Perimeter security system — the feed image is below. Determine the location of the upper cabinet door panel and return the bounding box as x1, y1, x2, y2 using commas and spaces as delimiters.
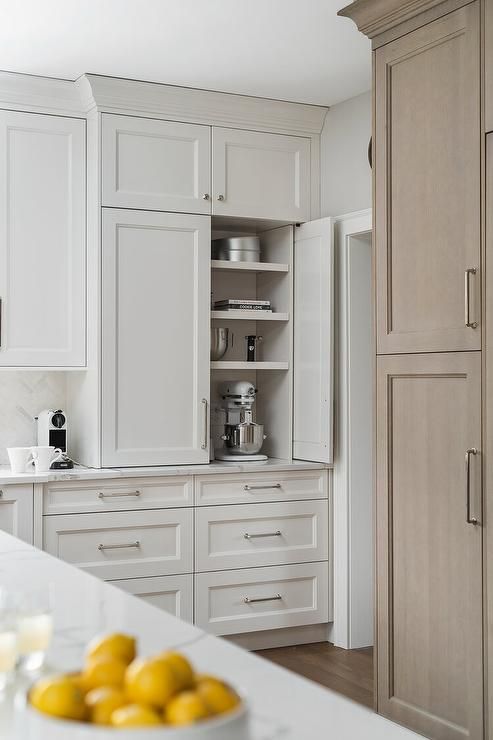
0, 111, 86, 367
102, 114, 211, 214
212, 127, 310, 221
375, 4, 481, 354
486, 0, 493, 133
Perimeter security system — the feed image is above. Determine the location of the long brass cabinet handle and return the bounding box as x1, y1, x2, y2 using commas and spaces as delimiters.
465, 448, 479, 525
98, 541, 140, 551
465, 268, 478, 329
244, 530, 282, 540
243, 593, 282, 604
98, 490, 141, 499
201, 398, 208, 450
244, 484, 281, 491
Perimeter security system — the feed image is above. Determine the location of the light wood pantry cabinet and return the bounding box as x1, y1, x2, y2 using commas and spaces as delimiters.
101, 209, 210, 466
374, 3, 481, 355
0, 484, 33, 544
376, 351, 483, 740
0, 110, 86, 367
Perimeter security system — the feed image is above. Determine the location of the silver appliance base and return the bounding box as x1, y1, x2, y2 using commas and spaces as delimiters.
215, 452, 268, 462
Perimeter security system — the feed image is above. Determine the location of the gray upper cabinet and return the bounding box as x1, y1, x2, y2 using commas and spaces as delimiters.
375, 4, 481, 354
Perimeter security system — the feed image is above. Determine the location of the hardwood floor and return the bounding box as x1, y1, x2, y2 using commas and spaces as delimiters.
256, 642, 374, 709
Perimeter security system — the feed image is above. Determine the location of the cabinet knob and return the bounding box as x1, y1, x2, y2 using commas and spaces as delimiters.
202, 193, 210, 200
217, 194, 225, 201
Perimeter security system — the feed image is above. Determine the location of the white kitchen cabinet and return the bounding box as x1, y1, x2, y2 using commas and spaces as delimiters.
212, 127, 311, 221
0, 484, 33, 543
101, 209, 210, 467
0, 110, 86, 367
293, 218, 334, 463
102, 114, 211, 214
110, 574, 193, 623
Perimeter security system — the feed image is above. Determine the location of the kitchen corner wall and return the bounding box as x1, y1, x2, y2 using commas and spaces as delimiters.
0, 372, 67, 463
320, 90, 372, 217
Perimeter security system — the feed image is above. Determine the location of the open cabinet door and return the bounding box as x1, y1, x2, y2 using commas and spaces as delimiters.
293, 218, 334, 463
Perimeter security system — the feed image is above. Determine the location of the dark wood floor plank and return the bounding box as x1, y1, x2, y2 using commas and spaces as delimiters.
255, 643, 374, 709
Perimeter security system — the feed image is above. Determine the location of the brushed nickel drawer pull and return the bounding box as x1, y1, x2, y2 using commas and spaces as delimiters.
98, 541, 140, 551
201, 398, 208, 450
243, 593, 282, 604
465, 448, 479, 525
465, 268, 478, 329
98, 490, 141, 499
244, 484, 281, 491
244, 530, 282, 539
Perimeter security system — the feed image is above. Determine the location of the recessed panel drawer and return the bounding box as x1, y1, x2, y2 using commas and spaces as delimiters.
195, 500, 329, 572
43, 509, 193, 579
195, 562, 329, 636
110, 574, 193, 623
195, 470, 328, 506
43, 477, 193, 515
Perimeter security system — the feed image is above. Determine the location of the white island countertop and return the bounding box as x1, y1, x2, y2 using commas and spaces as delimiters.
0, 532, 422, 739
0, 458, 329, 486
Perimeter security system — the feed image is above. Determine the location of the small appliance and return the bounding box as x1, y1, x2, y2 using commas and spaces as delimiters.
215, 380, 268, 462
36, 410, 74, 468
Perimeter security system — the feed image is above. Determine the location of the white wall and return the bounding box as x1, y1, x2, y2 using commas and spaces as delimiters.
321, 91, 372, 217
0, 372, 66, 463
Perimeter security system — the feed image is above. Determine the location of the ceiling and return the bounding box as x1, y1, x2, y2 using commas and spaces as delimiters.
0, 0, 371, 107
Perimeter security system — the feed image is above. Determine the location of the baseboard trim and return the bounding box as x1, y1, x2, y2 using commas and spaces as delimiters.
225, 623, 331, 651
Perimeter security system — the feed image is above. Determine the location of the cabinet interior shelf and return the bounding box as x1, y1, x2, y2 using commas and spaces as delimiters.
211, 310, 289, 321
210, 361, 289, 370
211, 259, 289, 274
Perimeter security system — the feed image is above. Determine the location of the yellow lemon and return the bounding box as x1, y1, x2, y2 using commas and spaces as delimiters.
165, 690, 210, 726
30, 675, 87, 721
111, 703, 162, 727
159, 652, 195, 691
68, 673, 89, 695
197, 677, 241, 715
86, 633, 136, 666
81, 656, 127, 692
125, 657, 179, 708
85, 686, 127, 725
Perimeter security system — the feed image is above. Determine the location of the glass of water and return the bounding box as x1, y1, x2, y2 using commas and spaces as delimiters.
16, 588, 53, 673
0, 591, 19, 691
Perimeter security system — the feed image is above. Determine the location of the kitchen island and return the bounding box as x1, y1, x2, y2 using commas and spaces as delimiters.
0, 531, 420, 739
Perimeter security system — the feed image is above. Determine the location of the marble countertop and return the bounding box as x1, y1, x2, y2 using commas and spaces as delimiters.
0, 532, 421, 739
0, 458, 329, 486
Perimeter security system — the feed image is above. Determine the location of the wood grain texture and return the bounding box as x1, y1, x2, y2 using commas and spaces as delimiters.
257, 643, 374, 709
375, 3, 481, 355
376, 351, 483, 739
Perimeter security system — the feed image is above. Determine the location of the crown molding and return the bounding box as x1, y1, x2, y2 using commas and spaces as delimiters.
338, 0, 469, 38
0, 71, 84, 116
76, 74, 328, 136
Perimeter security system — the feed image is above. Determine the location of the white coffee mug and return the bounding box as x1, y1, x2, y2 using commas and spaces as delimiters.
7, 447, 34, 474
30, 446, 63, 473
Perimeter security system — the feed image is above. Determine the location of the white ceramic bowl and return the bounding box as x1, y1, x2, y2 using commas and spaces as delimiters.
19, 693, 251, 740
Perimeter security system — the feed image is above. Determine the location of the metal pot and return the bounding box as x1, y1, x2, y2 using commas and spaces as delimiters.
211, 328, 230, 360
212, 236, 260, 263
221, 422, 267, 455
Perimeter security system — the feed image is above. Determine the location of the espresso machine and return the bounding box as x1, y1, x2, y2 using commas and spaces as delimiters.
215, 380, 268, 462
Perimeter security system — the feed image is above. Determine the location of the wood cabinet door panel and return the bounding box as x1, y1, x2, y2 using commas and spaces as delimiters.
376, 351, 483, 739
375, 4, 481, 353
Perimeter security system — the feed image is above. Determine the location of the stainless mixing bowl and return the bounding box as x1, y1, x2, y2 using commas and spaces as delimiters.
221, 422, 267, 455
211, 327, 230, 360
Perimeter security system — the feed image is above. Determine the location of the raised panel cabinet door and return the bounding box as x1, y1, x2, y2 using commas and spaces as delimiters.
0, 484, 34, 544
0, 111, 86, 366
376, 352, 483, 740
375, 3, 481, 354
102, 209, 210, 466
102, 114, 211, 213
293, 218, 334, 463
212, 127, 310, 221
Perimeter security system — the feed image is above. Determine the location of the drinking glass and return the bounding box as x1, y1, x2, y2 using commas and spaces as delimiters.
0, 591, 19, 691
16, 588, 53, 673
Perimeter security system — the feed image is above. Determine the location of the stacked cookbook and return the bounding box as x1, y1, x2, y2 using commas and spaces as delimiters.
213, 299, 272, 312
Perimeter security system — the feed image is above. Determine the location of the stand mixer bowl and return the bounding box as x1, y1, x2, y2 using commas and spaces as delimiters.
211, 328, 230, 360
221, 422, 267, 455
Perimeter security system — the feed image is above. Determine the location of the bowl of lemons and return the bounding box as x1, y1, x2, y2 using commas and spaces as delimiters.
25, 633, 250, 739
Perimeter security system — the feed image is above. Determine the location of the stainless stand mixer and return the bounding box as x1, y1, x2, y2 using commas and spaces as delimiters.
215, 380, 268, 462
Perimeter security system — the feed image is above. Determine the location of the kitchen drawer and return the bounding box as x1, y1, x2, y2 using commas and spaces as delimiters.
110, 574, 193, 623
195, 500, 329, 572
195, 562, 329, 636
43, 509, 193, 580
195, 470, 329, 506
43, 477, 193, 515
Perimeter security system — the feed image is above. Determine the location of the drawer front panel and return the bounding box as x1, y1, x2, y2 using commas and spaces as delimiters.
195, 562, 329, 636
43, 477, 193, 515
195, 470, 328, 506
196, 500, 329, 572
43, 509, 193, 579
110, 575, 193, 623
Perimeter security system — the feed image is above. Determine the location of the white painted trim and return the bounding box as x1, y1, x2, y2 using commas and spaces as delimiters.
0, 71, 84, 117
331, 208, 373, 649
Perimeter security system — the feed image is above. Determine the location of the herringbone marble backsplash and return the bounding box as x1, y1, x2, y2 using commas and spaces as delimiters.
0, 372, 67, 464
